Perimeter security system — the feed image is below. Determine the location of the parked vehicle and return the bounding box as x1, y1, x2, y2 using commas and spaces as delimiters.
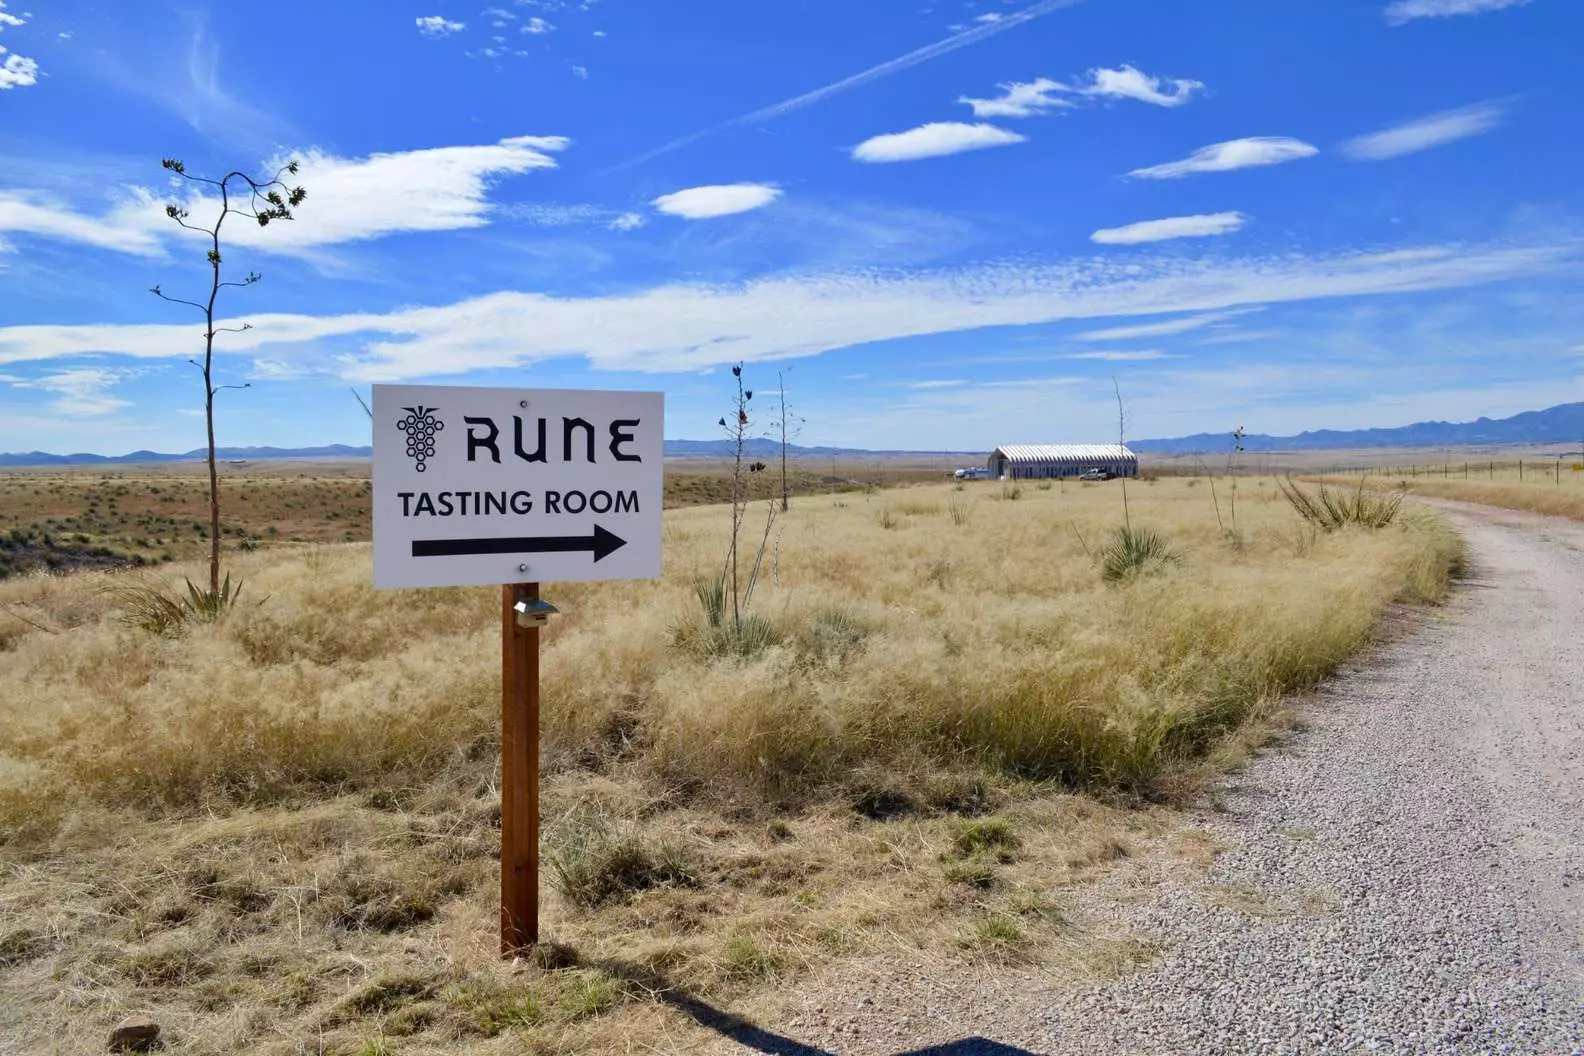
1077, 468, 1114, 481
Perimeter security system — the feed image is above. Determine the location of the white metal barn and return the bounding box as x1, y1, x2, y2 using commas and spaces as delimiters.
987, 444, 1139, 480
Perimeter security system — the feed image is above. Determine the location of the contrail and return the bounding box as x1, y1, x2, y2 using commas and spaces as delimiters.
606, 0, 1083, 173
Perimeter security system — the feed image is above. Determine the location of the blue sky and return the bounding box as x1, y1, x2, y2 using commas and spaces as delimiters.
0, 0, 1580, 454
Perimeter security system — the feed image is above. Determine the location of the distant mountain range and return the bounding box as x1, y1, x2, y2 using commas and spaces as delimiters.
1130, 402, 1584, 454
0, 444, 374, 468
0, 439, 927, 467
5, 402, 1584, 466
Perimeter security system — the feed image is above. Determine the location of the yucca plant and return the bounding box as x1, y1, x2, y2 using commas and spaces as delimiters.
1100, 526, 1179, 581
108, 572, 249, 637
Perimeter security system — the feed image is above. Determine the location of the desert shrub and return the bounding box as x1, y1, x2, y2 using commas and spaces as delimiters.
1278, 478, 1404, 531
791, 607, 870, 666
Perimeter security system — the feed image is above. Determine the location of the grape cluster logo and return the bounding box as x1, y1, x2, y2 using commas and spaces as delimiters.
397, 406, 444, 472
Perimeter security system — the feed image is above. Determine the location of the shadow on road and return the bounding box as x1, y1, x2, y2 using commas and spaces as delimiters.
596, 956, 1038, 1056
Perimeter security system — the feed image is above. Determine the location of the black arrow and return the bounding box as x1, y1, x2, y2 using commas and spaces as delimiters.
411, 524, 627, 562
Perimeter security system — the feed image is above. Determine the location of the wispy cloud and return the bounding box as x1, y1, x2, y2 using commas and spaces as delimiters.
416, 15, 465, 37
522, 17, 554, 34
13, 368, 136, 415
975, 376, 1083, 388
1342, 101, 1506, 160
0, 136, 571, 258
1128, 137, 1319, 179
610, 0, 1079, 170
1384, 0, 1531, 24
651, 184, 782, 220
903, 379, 968, 389
1064, 350, 1174, 361
1, 241, 1569, 379
960, 65, 1204, 118
0, 2, 23, 29
1091, 212, 1248, 245
608, 212, 647, 232
852, 122, 1026, 163
1077, 309, 1264, 341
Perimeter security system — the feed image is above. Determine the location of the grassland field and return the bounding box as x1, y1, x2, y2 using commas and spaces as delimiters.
0, 459, 949, 579
0, 469, 1464, 1055
1306, 460, 1584, 523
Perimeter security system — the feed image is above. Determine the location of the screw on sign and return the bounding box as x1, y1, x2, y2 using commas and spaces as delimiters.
398, 405, 444, 472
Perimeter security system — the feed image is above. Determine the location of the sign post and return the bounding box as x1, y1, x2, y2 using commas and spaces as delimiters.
500, 581, 541, 952
372, 385, 663, 954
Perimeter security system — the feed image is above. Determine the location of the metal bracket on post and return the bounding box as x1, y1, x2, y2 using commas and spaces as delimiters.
513, 597, 559, 628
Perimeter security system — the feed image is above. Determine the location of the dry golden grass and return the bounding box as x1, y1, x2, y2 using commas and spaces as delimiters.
0, 477, 1463, 1053
1310, 464, 1584, 522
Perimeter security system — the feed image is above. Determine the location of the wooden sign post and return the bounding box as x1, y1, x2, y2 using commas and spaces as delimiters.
371, 385, 664, 957
500, 582, 541, 952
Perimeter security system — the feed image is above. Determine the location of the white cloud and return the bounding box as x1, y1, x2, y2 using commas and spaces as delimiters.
852, 122, 1026, 163
974, 12, 1004, 23
0, 46, 39, 89
1083, 65, 1203, 107
1384, 0, 1530, 24
960, 65, 1203, 118
416, 16, 466, 37
13, 368, 134, 415
1128, 137, 1318, 179
0, 136, 570, 257
523, 17, 554, 33
958, 79, 1073, 118
651, 183, 781, 220
609, 211, 646, 231
1064, 350, 1173, 361
1091, 211, 1248, 245
483, 6, 516, 19
904, 379, 967, 389
1342, 102, 1505, 160
593, 29, 607, 37
571, 64, 588, 79
0, 5, 38, 90
1078, 309, 1263, 342
0, 241, 1569, 382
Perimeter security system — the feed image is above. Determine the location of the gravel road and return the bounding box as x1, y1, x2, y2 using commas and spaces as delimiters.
765, 501, 1584, 1055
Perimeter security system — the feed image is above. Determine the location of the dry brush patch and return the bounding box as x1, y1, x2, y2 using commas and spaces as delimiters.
0, 479, 1462, 1053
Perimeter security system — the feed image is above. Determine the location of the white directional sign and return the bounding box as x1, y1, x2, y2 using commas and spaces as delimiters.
372, 385, 663, 589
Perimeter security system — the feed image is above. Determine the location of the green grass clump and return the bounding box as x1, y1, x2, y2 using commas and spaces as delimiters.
948, 816, 1020, 861
549, 814, 699, 909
